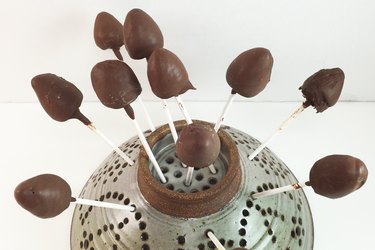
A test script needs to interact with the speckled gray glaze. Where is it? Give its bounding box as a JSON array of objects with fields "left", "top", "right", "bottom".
[{"left": 70, "top": 124, "right": 314, "bottom": 250}]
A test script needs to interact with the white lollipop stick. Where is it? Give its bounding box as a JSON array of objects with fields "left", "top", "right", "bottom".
[
  {"left": 162, "top": 99, "right": 187, "bottom": 168},
  {"left": 131, "top": 118, "right": 167, "bottom": 183},
  {"left": 87, "top": 124, "right": 134, "bottom": 165},
  {"left": 175, "top": 95, "right": 193, "bottom": 124},
  {"left": 252, "top": 182, "right": 308, "bottom": 199},
  {"left": 162, "top": 99, "right": 178, "bottom": 143},
  {"left": 136, "top": 97, "right": 156, "bottom": 132},
  {"left": 175, "top": 95, "right": 197, "bottom": 181},
  {"left": 214, "top": 92, "right": 236, "bottom": 132},
  {"left": 248, "top": 104, "right": 305, "bottom": 161},
  {"left": 184, "top": 166, "right": 194, "bottom": 186},
  {"left": 207, "top": 231, "right": 226, "bottom": 250},
  {"left": 208, "top": 164, "right": 217, "bottom": 174},
  {"left": 162, "top": 100, "right": 189, "bottom": 168},
  {"left": 210, "top": 93, "right": 236, "bottom": 175},
  {"left": 74, "top": 198, "right": 135, "bottom": 211}
]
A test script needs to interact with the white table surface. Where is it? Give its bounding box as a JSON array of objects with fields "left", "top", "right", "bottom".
[{"left": 1, "top": 101, "right": 374, "bottom": 250}]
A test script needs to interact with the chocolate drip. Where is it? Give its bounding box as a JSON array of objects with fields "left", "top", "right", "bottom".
[
  {"left": 94, "top": 12, "right": 124, "bottom": 60},
  {"left": 91, "top": 60, "right": 142, "bottom": 109},
  {"left": 309, "top": 155, "right": 368, "bottom": 199},
  {"left": 112, "top": 48, "right": 123, "bottom": 61},
  {"left": 176, "top": 123, "right": 220, "bottom": 168},
  {"left": 226, "top": 47, "right": 274, "bottom": 98},
  {"left": 72, "top": 109, "right": 91, "bottom": 126},
  {"left": 299, "top": 68, "right": 345, "bottom": 112},
  {"left": 124, "top": 8, "right": 164, "bottom": 60},
  {"left": 14, "top": 174, "right": 72, "bottom": 218},
  {"left": 31, "top": 73, "right": 90, "bottom": 124},
  {"left": 147, "top": 48, "right": 195, "bottom": 99},
  {"left": 124, "top": 105, "right": 135, "bottom": 120}
]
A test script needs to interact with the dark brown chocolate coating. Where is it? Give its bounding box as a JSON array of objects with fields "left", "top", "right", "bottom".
[
  {"left": 31, "top": 73, "right": 91, "bottom": 125},
  {"left": 299, "top": 68, "right": 345, "bottom": 112},
  {"left": 309, "top": 155, "right": 368, "bottom": 199},
  {"left": 124, "top": 8, "right": 164, "bottom": 60},
  {"left": 147, "top": 48, "right": 195, "bottom": 99},
  {"left": 94, "top": 12, "right": 124, "bottom": 60},
  {"left": 14, "top": 174, "right": 72, "bottom": 218},
  {"left": 226, "top": 47, "right": 274, "bottom": 98},
  {"left": 176, "top": 123, "right": 220, "bottom": 168},
  {"left": 91, "top": 60, "right": 142, "bottom": 110}
]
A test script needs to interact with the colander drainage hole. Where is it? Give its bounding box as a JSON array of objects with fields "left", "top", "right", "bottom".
[
  {"left": 208, "top": 177, "right": 217, "bottom": 185},
  {"left": 195, "top": 173, "right": 204, "bottom": 181},
  {"left": 165, "top": 157, "right": 174, "bottom": 164},
  {"left": 161, "top": 166, "right": 169, "bottom": 174},
  {"left": 139, "top": 221, "right": 147, "bottom": 230},
  {"left": 166, "top": 184, "right": 174, "bottom": 190},
  {"left": 174, "top": 171, "right": 182, "bottom": 178}
]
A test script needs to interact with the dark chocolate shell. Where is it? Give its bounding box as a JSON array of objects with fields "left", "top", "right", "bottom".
[
  {"left": 91, "top": 60, "right": 142, "bottom": 109},
  {"left": 309, "top": 155, "right": 368, "bottom": 199},
  {"left": 14, "top": 174, "right": 72, "bottom": 218},
  {"left": 226, "top": 47, "right": 273, "bottom": 98},
  {"left": 124, "top": 8, "right": 164, "bottom": 60},
  {"left": 299, "top": 68, "right": 345, "bottom": 112},
  {"left": 31, "top": 73, "right": 84, "bottom": 122},
  {"left": 147, "top": 48, "right": 195, "bottom": 99},
  {"left": 94, "top": 11, "right": 124, "bottom": 60},
  {"left": 176, "top": 123, "right": 220, "bottom": 168}
]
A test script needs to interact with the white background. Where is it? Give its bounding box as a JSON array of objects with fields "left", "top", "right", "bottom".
[
  {"left": 1, "top": 0, "right": 375, "bottom": 103},
  {"left": 1, "top": 1, "right": 374, "bottom": 250}
]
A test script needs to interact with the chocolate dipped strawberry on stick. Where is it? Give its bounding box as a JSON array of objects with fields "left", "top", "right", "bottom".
[
  {"left": 148, "top": 48, "right": 217, "bottom": 180},
  {"left": 123, "top": 9, "right": 180, "bottom": 139},
  {"left": 147, "top": 48, "right": 195, "bottom": 143},
  {"left": 214, "top": 47, "right": 274, "bottom": 132},
  {"left": 248, "top": 68, "right": 345, "bottom": 161},
  {"left": 123, "top": 8, "right": 164, "bottom": 60},
  {"left": 176, "top": 123, "right": 221, "bottom": 185},
  {"left": 91, "top": 60, "right": 166, "bottom": 183},
  {"left": 31, "top": 73, "right": 134, "bottom": 165},
  {"left": 14, "top": 174, "right": 134, "bottom": 219},
  {"left": 94, "top": 11, "right": 124, "bottom": 61},
  {"left": 94, "top": 11, "right": 155, "bottom": 130},
  {"left": 252, "top": 155, "right": 368, "bottom": 199},
  {"left": 147, "top": 47, "right": 196, "bottom": 125}
]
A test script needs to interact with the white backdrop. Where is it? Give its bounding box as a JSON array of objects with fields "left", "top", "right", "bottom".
[
  {"left": 1, "top": 0, "right": 375, "bottom": 103},
  {"left": 1, "top": 1, "right": 375, "bottom": 250}
]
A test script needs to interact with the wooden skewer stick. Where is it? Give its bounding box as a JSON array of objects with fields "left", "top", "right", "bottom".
[
  {"left": 248, "top": 104, "right": 305, "bottom": 161},
  {"left": 251, "top": 182, "right": 309, "bottom": 199},
  {"left": 136, "top": 97, "right": 156, "bottom": 132},
  {"left": 74, "top": 197, "right": 135, "bottom": 211},
  {"left": 206, "top": 231, "right": 226, "bottom": 250},
  {"left": 214, "top": 92, "right": 236, "bottom": 132},
  {"left": 87, "top": 124, "right": 134, "bottom": 165}
]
